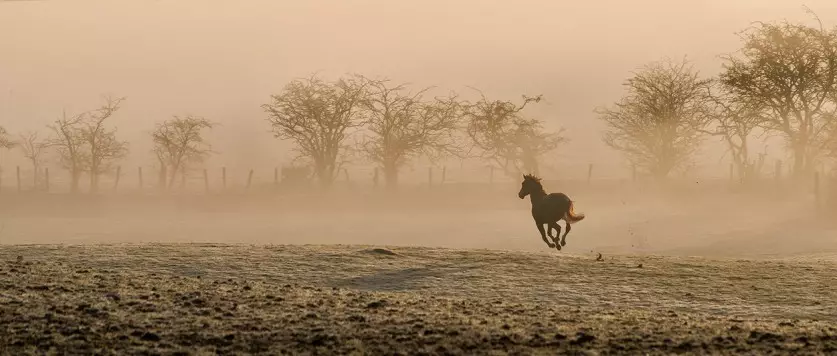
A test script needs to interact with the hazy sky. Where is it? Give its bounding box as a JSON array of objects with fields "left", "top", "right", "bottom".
[{"left": 1, "top": 0, "right": 835, "bottom": 179}]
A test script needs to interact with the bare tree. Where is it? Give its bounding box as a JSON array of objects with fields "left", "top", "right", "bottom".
[
  {"left": 827, "top": 136, "right": 837, "bottom": 163},
  {"left": 151, "top": 116, "right": 214, "bottom": 190},
  {"left": 463, "top": 92, "right": 565, "bottom": 177},
  {"left": 597, "top": 58, "right": 712, "bottom": 179},
  {"left": 263, "top": 74, "right": 368, "bottom": 188},
  {"left": 47, "top": 111, "right": 88, "bottom": 193},
  {"left": 0, "top": 126, "right": 14, "bottom": 185},
  {"left": 80, "top": 96, "right": 129, "bottom": 193},
  {"left": 0, "top": 126, "right": 14, "bottom": 150},
  {"left": 720, "top": 14, "right": 837, "bottom": 177},
  {"left": 17, "top": 131, "right": 50, "bottom": 189},
  {"left": 360, "top": 79, "right": 463, "bottom": 187},
  {"left": 701, "top": 82, "right": 767, "bottom": 183},
  {"left": 827, "top": 118, "right": 837, "bottom": 162}
]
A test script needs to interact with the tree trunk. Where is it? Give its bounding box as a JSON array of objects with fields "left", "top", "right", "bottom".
[
  {"left": 315, "top": 163, "right": 335, "bottom": 189},
  {"left": 792, "top": 144, "right": 807, "bottom": 179},
  {"left": 70, "top": 169, "right": 81, "bottom": 194},
  {"left": 319, "top": 176, "right": 333, "bottom": 188},
  {"left": 652, "top": 163, "right": 671, "bottom": 181},
  {"left": 732, "top": 143, "right": 747, "bottom": 184},
  {"left": 732, "top": 156, "right": 748, "bottom": 184},
  {"left": 383, "top": 164, "right": 399, "bottom": 189},
  {"left": 30, "top": 161, "right": 39, "bottom": 190},
  {"left": 158, "top": 164, "right": 168, "bottom": 191},
  {"left": 167, "top": 166, "right": 180, "bottom": 191},
  {"left": 90, "top": 172, "right": 99, "bottom": 194}
]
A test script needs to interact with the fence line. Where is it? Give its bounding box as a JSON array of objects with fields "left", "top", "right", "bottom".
[{"left": 0, "top": 163, "right": 831, "bottom": 208}]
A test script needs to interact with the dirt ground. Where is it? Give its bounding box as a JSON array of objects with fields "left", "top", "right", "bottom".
[
  {"left": 1, "top": 184, "right": 835, "bottom": 354},
  {"left": 1, "top": 244, "right": 836, "bottom": 355}
]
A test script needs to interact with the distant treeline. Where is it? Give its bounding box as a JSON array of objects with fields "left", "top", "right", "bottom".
[{"left": 1, "top": 11, "right": 836, "bottom": 192}]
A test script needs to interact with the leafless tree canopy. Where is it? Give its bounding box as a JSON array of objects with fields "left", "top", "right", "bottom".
[
  {"left": 702, "top": 82, "right": 767, "bottom": 183},
  {"left": 151, "top": 115, "right": 215, "bottom": 190},
  {"left": 263, "top": 74, "right": 368, "bottom": 188},
  {"left": 720, "top": 18, "right": 837, "bottom": 177},
  {"left": 75, "top": 96, "right": 129, "bottom": 193},
  {"left": 360, "top": 78, "right": 462, "bottom": 187},
  {"left": 47, "top": 111, "right": 89, "bottom": 193},
  {"left": 828, "top": 119, "right": 837, "bottom": 162},
  {"left": 828, "top": 133, "right": 837, "bottom": 160},
  {"left": 0, "top": 126, "right": 15, "bottom": 150},
  {"left": 598, "top": 59, "right": 712, "bottom": 179},
  {"left": 464, "top": 93, "right": 564, "bottom": 177},
  {"left": 17, "top": 131, "right": 49, "bottom": 188}
]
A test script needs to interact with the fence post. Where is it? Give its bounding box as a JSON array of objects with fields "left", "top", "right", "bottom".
[
  {"left": 428, "top": 167, "right": 433, "bottom": 188},
  {"left": 181, "top": 171, "right": 187, "bottom": 190},
  {"left": 204, "top": 169, "right": 209, "bottom": 193},
  {"left": 114, "top": 166, "right": 122, "bottom": 191},
  {"left": 158, "top": 168, "right": 166, "bottom": 192},
  {"left": 222, "top": 167, "right": 227, "bottom": 190},
  {"left": 274, "top": 167, "right": 279, "bottom": 188},
  {"left": 775, "top": 160, "right": 782, "bottom": 182},
  {"left": 45, "top": 168, "right": 50, "bottom": 193},
  {"left": 373, "top": 167, "right": 379, "bottom": 188},
  {"left": 16, "top": 166, "right": 21, "bottom": 192},
  {"left": 343, "top": 168, "right": 350, "bottom": 182},
  {"left": 632, "top": 165, "right": 637, "bottom": 182},
  {"left": 587, "top": 164, "right": 593, "bottom": 184},
  {"left": 246, "top": 169, "right": 254, "bottom": 190},
  {"left": 729, "top": 163, "right": 734, "bottom": 183},
  {"left": 489, "top": 166, "right": 494, "bottom": 185},
  {"left": 441, "top": 166, "right": 447, "bottom": 184},
  {"left": 814, "top": 171, "right": 821, "bottom": 212},
  {"left": 138, "top": 167, "right": 144, "bottom": 192}
]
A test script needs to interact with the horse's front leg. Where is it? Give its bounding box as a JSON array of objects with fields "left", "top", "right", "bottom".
[
  {"left": 560, "top": 220, "right": 572, "bottom": 247},
  {"left": 548, "top": 222, "right": 562, "bottom": 250},
  {"left": 536, "top": 222, "right": 555, "bottom": 248}
]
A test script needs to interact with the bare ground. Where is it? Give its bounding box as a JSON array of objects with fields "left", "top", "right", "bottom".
[{"left": 1, "top": 244, "right": 836, "bottom": 355}]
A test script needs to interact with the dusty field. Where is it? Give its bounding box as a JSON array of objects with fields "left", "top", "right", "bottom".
[
  {"left": 1, "top": 185, "right": 834, "bottom": 258},
  {"left": 2, "top": 244, "right": 837, "bottom": 355},
  {"left": 1, "top": 184, "right": 835, "bottom": 354}
]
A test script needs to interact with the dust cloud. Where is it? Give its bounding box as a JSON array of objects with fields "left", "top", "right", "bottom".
[
  {"left": 0, "top": 0, "right": 835, "bottom": 258},
  {"left": 0, "top": 178, "right": 832, "bottom": 259}
]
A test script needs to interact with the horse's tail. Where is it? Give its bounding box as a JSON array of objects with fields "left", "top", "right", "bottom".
[{"left": 564, "top": 201, "right": 585, "bottom": 224}]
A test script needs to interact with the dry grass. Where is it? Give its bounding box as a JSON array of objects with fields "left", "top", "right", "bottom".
[{"left": 1, "top": 244, "right": 836, "bottom": 355}]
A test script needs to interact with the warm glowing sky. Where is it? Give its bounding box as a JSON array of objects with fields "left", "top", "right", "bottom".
[{"left": 1, "top": 0, "right": 835, "bottom": 178}]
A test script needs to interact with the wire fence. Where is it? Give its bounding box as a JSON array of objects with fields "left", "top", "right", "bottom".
[{"left": 0, "top": 162, "right": 831, "bottom": 201}]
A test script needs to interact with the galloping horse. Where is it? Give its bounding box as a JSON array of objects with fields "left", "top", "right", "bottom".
[{"left": 518, "top": 174, "right": 585, "bottom": 250}]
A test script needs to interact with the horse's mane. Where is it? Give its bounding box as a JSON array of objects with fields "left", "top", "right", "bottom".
[
  {"left": 523, "top": 174, "right": 546, "bottom": 194},
  {"left": 523, "top": 174, "right": 542, "bottom": 183}
]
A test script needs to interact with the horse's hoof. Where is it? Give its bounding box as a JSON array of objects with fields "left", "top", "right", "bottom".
[
  {"left": 555, "top": 244, "right": 562, "bottom": 251},
  {"left": 560, "top": 241, "right": 566, "bottom": 247},
  {"left": 547, "top": 243, "right": 556, "bottom": 248}
]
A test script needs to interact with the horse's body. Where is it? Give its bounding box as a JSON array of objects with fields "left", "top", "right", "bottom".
[{"left": 518, "top": 174, "right": 585, "bottom": 250}]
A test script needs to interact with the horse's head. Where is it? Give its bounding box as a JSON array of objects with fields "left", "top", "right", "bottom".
[{"left": 518, "top": 174, "right": 543, "bottom": 199}]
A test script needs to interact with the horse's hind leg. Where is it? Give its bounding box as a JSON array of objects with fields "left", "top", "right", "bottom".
[
  {"left": 548, "top": 222, "right": 562, "bottom": 250},
  {"left": 536, "top": 223, "right": 555, "bottom": 248},
  {"left": 560, "top": 220, "right": 572, "bottom": 247},
  {"left": 547, "top": 223, "right": 559, "bottom": 239}
]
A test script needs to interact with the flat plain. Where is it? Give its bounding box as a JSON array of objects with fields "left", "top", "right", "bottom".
[
  {"left": 1, "top": 185, "right": 836, "bottom": 355},
  {"left": 2, "top": 243, "right": 837, "bottom": 355}
]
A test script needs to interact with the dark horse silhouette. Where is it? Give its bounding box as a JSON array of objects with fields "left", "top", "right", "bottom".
[{"left": 518, "top": 174, "right": 585, "bottom": 250}]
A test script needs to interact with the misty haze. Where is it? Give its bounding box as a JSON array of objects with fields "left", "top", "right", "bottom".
[{"left": 1, "top": 0, "right": 837, "bottom": 355}]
